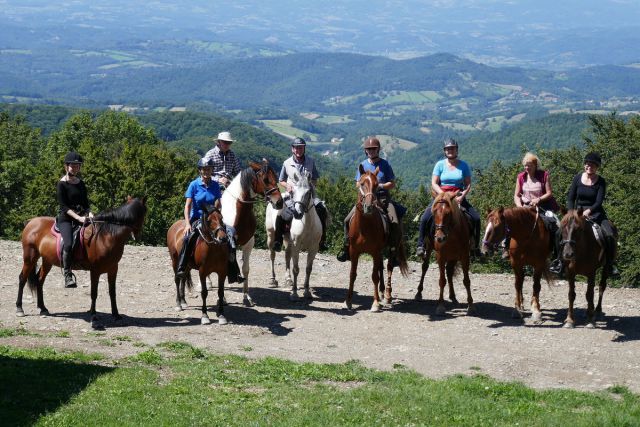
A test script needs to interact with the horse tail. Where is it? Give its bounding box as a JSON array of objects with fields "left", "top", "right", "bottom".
[
  {"left": 543, "top": 260, "right": 557, "bottom": 287},
  {"left": 184, "top": 273, "right": 194, "bottom": 291},
  {"left": 396, "top": 237, "right": 410, "bottom": 277},
  {"left": 27, "top": 264, "right": 40, "bottom": 294}
]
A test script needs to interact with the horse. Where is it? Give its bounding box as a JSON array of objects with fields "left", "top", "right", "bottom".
[
  {"left": 220, "top": 159, "right": 283, "bottom": 306},
  {"left": 559, "top": 208, "right": 614, "bottom": 328},
  {"left": 265, "top": 170, "right": 322, "bottom": 301},
  {"left": 167, "top": 207, "right": 229, "bottom": 325},
  {"left": 482, "top": 206, "right": 553, "bottom": 322},
  {"left": 344, "top": 164, "right": 409, "bottom": 311},
  {"left": 16, "top": 196, "right": 147, "bottom": 328},
  {"left": 417, "top": 192, "right": 475, "bottom": 316}
]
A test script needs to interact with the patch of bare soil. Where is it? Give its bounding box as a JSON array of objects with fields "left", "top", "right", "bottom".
[{"left": 1, "top": 240, "right": 639, "bottom": 392}]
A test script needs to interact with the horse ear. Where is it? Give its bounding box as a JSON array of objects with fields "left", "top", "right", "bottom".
[
  {"left": 248, "top": 161, "right": 261, "bottom": 171},
  {"left": 262, "top": 158, "right": 268, "bottom": 165},
  {"left": 497, "top": 207, "right": 504, "bottom": 216},
  {"left": 127, "top": 195, "right": 133, "bottom": 202},
  {"left": 359, "top": 164, "right": 366, "bottom": 175},
  {"left": 141, "top": 196, "right": 147, "bottom": 205},
  {"left": 485, "top": 207, "right": 492, "bottom": 216},
  {"left": 576, "top": 206, "right": 583, "bottom": 216}
]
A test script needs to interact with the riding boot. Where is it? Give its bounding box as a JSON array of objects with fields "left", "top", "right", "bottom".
[
  {"left": 336, "top": 236, "right": 350, "bottom": 262},
  {"left": 549, "top": 229, "right": 564, "bottom": 276},
  {"left": 176, "top": 231, "right": 197, "bottom": 279},
  {"left": 226, "top": 244, "right": 244, "bottom": 284},
  {"left": 604, "top": 236, "right": 620, "bottom": 278},
  {"left": 62, "top": 248, "right": 76, "bottom": 288},
  {"left": 273, "top": 214, "right": 285, "bottom": 252},
  {"left": 501, "top": 236, "right": 511, "bottom": 259},
  {"left": 316, "top": 203, "right": 328, "bottom": 251}
]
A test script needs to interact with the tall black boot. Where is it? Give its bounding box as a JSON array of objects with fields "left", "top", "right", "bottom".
[
  {"left": 176, "top": 231, "right": 197, "bottom": 279},
  {"left": 336, "top": 236, "right": 350, "bottom": 262},
  {"left": 62, "top": 248, "right": 76, "bottom": 288},
  {"left": 227, "top": 247, "right": 244, "bottom": 284},
  {"left": 604, "top": 236, "right": 620, "bottom": 278},
  {"left": 316, "top": 203, "right": 328, "bottom": 251},
  {"left": 273, "top": 215, "right": 285, "bottom": 252},
  {"left": 549, "top": 229, "right": 564, "bottom": 276}
]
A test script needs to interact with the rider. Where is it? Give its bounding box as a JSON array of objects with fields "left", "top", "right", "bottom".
[
  {"left": 336, "top": 136, "right": 404, "bottom": 262},
  {"left": 416, "top": 138, "right": 481, "bottom": 257},
  {"left": 272, "top": 137, "right": 329, "bottom": 252},
  {"left": 57, "top": 151, "right": 94, "bottom": 288},
  {"left": 509, "top": 152, "right": 559, "bottom": 258},
  {"left": 550, "top": 152, "right": 619, "bottom": 277},
  {"left": 175, "top": 158, "right": 222, "bottom": 280},
  {"left": 203, "top": 131, "right": 241, "bottom": 189}
]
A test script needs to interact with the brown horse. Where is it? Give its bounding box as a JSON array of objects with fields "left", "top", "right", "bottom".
[
  {"left": 220, "top": 160, "right": 283, "bottom": 306},
  {"left": 344, "top": 165, "right": 408, "bottom": 311},
  {"left": 167, "top": 207, "right": 229, "bottom": 325},
  {"left": 482, "top": 206, "right": 553, "bottom": 322},
  {"left": 560, "top": 208, "right": 615, "bottom": 328},
  {"left": 16, "top": 197, "right": 147, "bottom": 327},
  {"left": 420, "top": 192, "right": 475, "bottom": 315}
]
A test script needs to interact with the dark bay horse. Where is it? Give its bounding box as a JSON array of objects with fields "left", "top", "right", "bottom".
[
  {"left": 16, "top": 197, "right": 147, "bottom": 327},
  {"left": 560, "top": 208, "right": 615, "bottom": 328},
  {"left": 420, "top": 192, "right": 475, "bottom": 316},
  {"left": 220, "top": 160, "right": 283, "bottom": 306},
  {"left": 344, "top": 165, "right": 408, "bottom": 311},
  {"left": 167, "top": 207, "right": 229, "bottom": 325},
  {"left": 482, "top": 206, "right": 553, "bottom": 322}
]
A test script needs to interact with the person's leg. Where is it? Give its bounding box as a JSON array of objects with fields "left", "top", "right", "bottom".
[
  {"left": 176, "top": 225, "right": 199, "bottom": 279},
  {"left": 315, "top": 200, "right": 328, "bottom": 251},
  {"left": 600, "top": 220, "right": 619, "bottom": 276},
  {"left": 465, "top": 204, "right": 481, "bottom": 255},
  {"left": 417, "top": 203, "right": 433, "bottom": 256},
  {"left": 386, "top": 202, "right": 400, "bottom": 252},
  {"left": 336, "top": 205, "right": 356, "bottom": 262},
  {"left": 549, "top": 228, "right": 564, "bottom": 276},
  {"left": 59, "top": 221, "right": 76, "bottom": 288},
  {"left": 273, "top": 212, "right": 286, "bottom": 252}
]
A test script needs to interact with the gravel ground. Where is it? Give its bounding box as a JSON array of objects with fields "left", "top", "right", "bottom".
[{"left": 1, "top": 239, "right": 639, "bottom": 393}]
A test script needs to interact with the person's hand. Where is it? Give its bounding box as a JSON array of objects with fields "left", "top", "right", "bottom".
[
  {"left": 220, "top": 177, "right": 230, "bottom": 187},
  {"left": 531, "top": 198, "right": 540, "bottom": 207},
  {"left": 286, "top": 183, "right": 294, "bottom": 193},
  {"left": 582, "top": 208, "right": 592, "bottom": 218},
  {"left": 183, "top": 223, "right": 191, "bottom": 236},
  {"left": 78, "top": 216, "right": 87, "bottom": 224},
  {"left": 377, "top": 183, "right": 385, "bottom": 191},
  {"left": 455, "top": 194, "right": 465, "bottom": 204},
  {"left": 88, "top": 212, "right": 95, "bottom": 219}
]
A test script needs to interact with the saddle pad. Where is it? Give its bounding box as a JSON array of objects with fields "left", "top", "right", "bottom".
[{"left": 51, "top": 223, "right": 86, "bottom": 264}]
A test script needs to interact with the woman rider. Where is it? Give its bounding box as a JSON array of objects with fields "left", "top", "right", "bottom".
[
  {"left": 176, "top": 158, "right": 226, "bottom": 279},
  {"left": 336, "top": 136, "right": 404, "bottom": 262},
  {"left": 57, "top": 151, "right": 93, "bottom": 288},
  {"left": 416, "top": 138, "right": 481, "bottom": 257},
  {"left": 550, "top": 152, "right": 619, "bottom": 277}
]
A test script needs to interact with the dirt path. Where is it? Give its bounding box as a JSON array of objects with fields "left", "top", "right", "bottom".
[{"left": 2, "top": 240, "right": 639, "bottom": 393}]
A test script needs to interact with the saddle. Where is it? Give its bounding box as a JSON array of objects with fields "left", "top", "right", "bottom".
[
  {"left": 52, "top": 220, "right": 86, "bottom": 264},
  {"left": 426, "top": 207, "right": 475, "bottom": 244}
]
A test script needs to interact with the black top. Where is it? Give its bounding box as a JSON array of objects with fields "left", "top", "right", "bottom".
[
  {"left": 566, "top": 173, "right": 607, "bottom": 222},
  {"left": 57, "top": 180, "right": 90, "bottom": 222}
]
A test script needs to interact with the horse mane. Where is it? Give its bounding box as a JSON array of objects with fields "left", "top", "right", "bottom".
[
  {"left": 94, "top": 198, "right": 146, "bottom": 234},
  {"left": 433, "top": 192, "right": 465, "bottom": 230},
  {"left": 239, "top": 167, "right": 256, "bottom": 195},
  {"left": 505, "top": 206, "right": 537, "bottom": 223},
  {"left": 561, "top": 209, "right": 582, "bottom": 227}
]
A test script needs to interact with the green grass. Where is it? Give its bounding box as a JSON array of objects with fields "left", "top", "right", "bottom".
[
  {"left": 1, "top": 343, "right": 639, "bottom": 426},
  {"left": 259, "top": 119, "right": 319, "bottom": 141}
]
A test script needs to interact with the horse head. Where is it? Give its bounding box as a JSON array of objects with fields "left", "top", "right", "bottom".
[
  {"left": 560, "top": 208, "right": 586, "bottom": 262},
  {"left": 357, "top": 164, "right": 379, "bottom": 215},
  {"left": 482, "top": 207, "right": 507, "bottom": 254},
  {"left": 290, "top": 170, "right": 313, "bottom": 220},
  {"left": 202, "top": 205, "right": 228, "bottom": 245},
  {"left": 249, "top": 159, "right": 284, "bottom": 209},
  {"left": 432, "top": 192, "right": 458, "bottom": 244}
]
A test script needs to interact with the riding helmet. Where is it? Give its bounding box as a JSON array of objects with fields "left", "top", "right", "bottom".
[
  {"left": 64, "top": 152, "right": 83, "bottom": 164},
  {"left": 197, "top": 157, "right": 214, "bottom": 169},
  {"left": 363, "top": 136, "right": 381, "bottom": 149},
  {"left": 291, "top": 137, "right": 306, "bottom": 146},
  {"left": 443, "top": 138, "right": 458, "bottom": 149},
  {"left": 584, "top": 152, "right": 602, "bottom": 166}
]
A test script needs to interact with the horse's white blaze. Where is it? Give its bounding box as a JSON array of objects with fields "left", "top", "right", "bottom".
[{"left": 483, "top": 222, "right": 494, "bottom": 243}]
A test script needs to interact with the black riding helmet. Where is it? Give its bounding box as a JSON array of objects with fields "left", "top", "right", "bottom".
[
  {"left": 443, "top": 138, "right": 458, "bottom": 149},
  {"left": 197, "top": 157, "right": 214, "bottom": 169},
  {"left": 584, "top": 152, "right": 602, "bottom": 166},
  {"left": 291, "top": 137, "right": 306, "bottom": 147},
  {"left": 64, "top": 151, "right": 83, "bottom": 164}
]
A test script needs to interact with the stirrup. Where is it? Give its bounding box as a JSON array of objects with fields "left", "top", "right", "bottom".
[
  {"left": 64, "top": 272, "right": 77, "bottom": 288},
  {"left": 416, "top": 246, "right": 425, "bottom": 257}
]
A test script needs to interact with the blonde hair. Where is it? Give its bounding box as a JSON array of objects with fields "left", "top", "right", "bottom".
[{"left": 522, "top": 152, "right": 540, "bottom": 169}]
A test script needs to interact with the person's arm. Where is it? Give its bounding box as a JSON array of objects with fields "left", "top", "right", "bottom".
[
  {"left": 513, "top": 176, "right": 523, "bottom": 207},
  {"left": 584, "top": 178, "right": 606, "bottom": 217},
  {"left": 57, "top": 181, "right": 87, "bottom": 223},
  {"left": 456, "top": 175, "right": 471, "bottom": 204},
  {"left": 232, "top": 152, "right": 242, "bottom": 177},
  {"left": 183, "top": 198, "right": 193, "bottom": 235},
  {"left": 566, "top": 174, "right": 579, "bottom": 210},
  {"left": 431, "top": 174, "right": 442, "bottom": 195}
]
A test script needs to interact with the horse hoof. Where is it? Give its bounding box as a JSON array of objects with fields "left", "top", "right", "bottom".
[
  {"left": 218, "top": 316, "right": 228, "bottom": 325},
  {"left": 268, "top": 279, "right": 279, "bottom": 288},
  {"left": 512, "top": 309, "right": 524, "bottom": 319},
  {"left": 436, "top": 305, "right": 446, "bottom": 316},
  {"left": 370, "top": 303, "right": 381, "bottom": 313},
  {"left": 414, "top": 293, "right": 423, "bottom": 301},
  {"left": 113, "top": 314, "right": 123, "bottom": 322},
  {"left": 585, "top": 322, "right": 595, "bottom": 329},
  {"left": 243, "top": 296, "right": 255, "bottom": 307},
  {"left": 40, "top": 310, "right": 49, "bottom": 317},
  {"left": 303, "top": 290, "right": 313, "bottom": 300},
  {"left": 91, "top": 320, "right": 105, "bottom": 331},
  {"left": 285, "top": 278, "right": 293, "bottom": 288},
  {"left": 181, "top": 302, "right": 188, "bottom": 310},
  {"left": 174, "top": 306, "right": 183, "bottom": 312},
  {"left": 289, "top": 292, "right": 299, "bottom": 302},
  {"left": 201, "top": 316, "right": 211, "bottom": 325},
  {"left": 563, "top": 321, "right": 575, "bottom": 329},
  {"left": 466, "top": 305, "right": 476, "bottom": 316},
  {"left": 342, "top": 301, "right": 352, "bottom": 310},
  {"left": 16, "top": 309, "right": 25, "bottom": 317},
  {"left": 531, "top": 312, "right": 542, "bottom": 323}
]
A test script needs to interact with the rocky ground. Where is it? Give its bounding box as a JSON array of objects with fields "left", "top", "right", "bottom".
[{"left": 1, "top": 240, "right": 639, "bottom": 393}]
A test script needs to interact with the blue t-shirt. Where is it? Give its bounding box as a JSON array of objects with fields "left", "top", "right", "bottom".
[
  {"left": 355, "top": 158, "right": 395, "bottom": 184},
  {"left": 432, "top": 159, "right": 471, "bottom": 189},
  {"left": 184, "top": 177, "right": 222, "bottom": 221}
]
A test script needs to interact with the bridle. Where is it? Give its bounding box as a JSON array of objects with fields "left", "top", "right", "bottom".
[{"left": 357, "top": 175, "right": 377, "bottom": 213}]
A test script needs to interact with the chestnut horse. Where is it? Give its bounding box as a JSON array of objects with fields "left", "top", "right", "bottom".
[
  {"left": 220, "top": 160, "right": 283, "bottom": 306},
  {"left": 559, "top": 208, "right": 615, "bottom": 328},
  {"left": 167, "top": 207, "right": 229, "bottom": 325},
  {"left": 16, "top": 197, "right": 147, "bottom": 327},
  {"left": 420, "top": 192, "right": 475, "bottom": 315},
  {"left": 344, "top": 165, "right": 408, "bottom": 311},
  {"left": 482, "top": 206, "right": 553, "bottom": 322}
]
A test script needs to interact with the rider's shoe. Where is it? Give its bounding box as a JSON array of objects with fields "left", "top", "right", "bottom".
[
  {"left": 336, "top": 246, "right": 349, "bottom": 262},
  {"left": 549, "top": 259, "right": 563, "bottom": 276},
  {"left": 64, "top": 272, "right": 77, "bottom": 288},
  {"left": 416, "top": 246, "right": 425, "bottom": 258}
]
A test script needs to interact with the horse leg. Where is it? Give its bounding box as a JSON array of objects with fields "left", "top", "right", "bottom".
[
  {"left": 435, "top": 262, "right": 447, "bottom": 316},
  {"left": 446, "top": 261, "right": 458, "bottom": 305},
  {"left": 416, "top": 258, "right": 429, "bottom": 301},
  {"left": 344, "top": 255, "right": 359, "bottom": 310},
  {"left": 106, "top": 268, "right": 123, "bottom": 321},
  {"left": 595, "top": 270, "right": 608, "bottom": 318},
  {"left": 174, "top": 274, "right": 183, "bottom": 311},
  {"left": 563, "top": 274, "right": 577, "bottom": 328},
  {"left": 199, "top": 272, "right": 210, "bottom": 325},
  {"left": 512, "top": 266, "right": 525, "bottom": 320},
  {"left": 370, "top": 255, "right": 382, "bottom": 312},
  {"left": 289, "top": 249, "right": 301, "bottom": 301},
  {"left": 530, "top": 267, "right": 543, "bottom": 324},
  {"left": 284, "top": 244, "right": 293, "bottom": 291},
  {"left": 268, "top": 245, "right": 279, "bottom": 288},
  {"left": 585, "top": 274, "right": 596, "bottom": 328},
  {"left": 36, "top": 262, "right": 52, "bottom": 316},
  {"left": 16, "top": 255, "right": 38, "bottom": 317},
  {"left": 241, "top": 238, "right": 255, "bottom": 307},
  {"left": 217, "top": 273, "right": 227, "bottom": 325},
  {"left": 384, "top": 260, "right": 393, "bottom": 305},
  {"left": 461, "top": 258, "right": 475, "bottom": 315},
  {"left": 303, "top": 249, "right": 317, "bottom": 300},
  {"left": 89, "top": 270, "right": 104, "bottom": 330}
]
